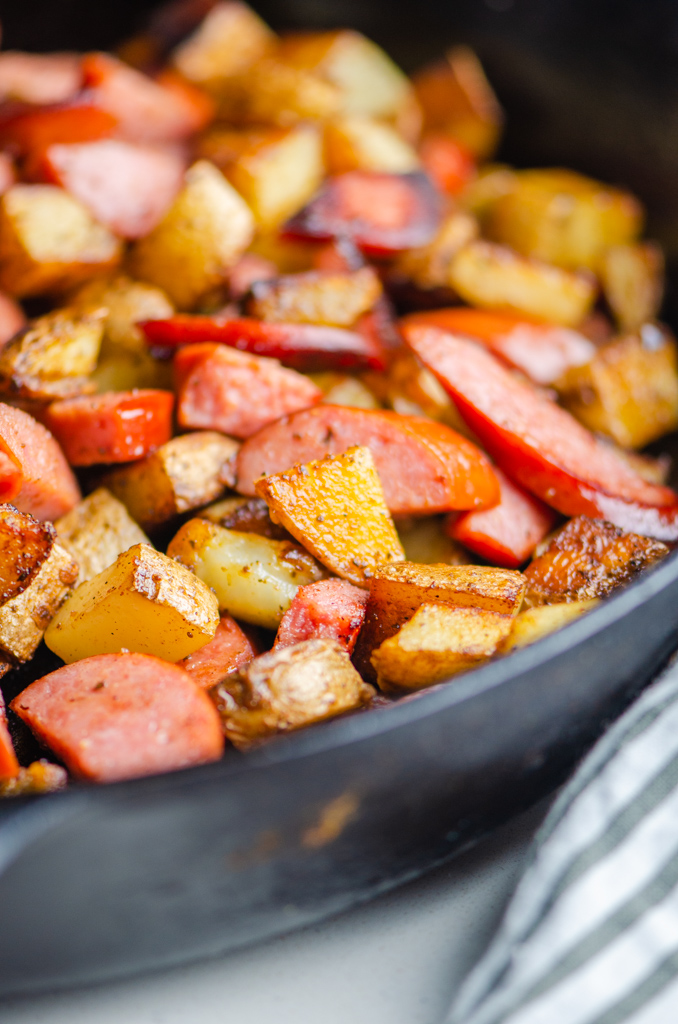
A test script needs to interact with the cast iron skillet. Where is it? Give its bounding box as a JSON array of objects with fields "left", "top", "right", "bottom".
[{"left": 1, "top": 0, "right": 678, "bottom": 997}]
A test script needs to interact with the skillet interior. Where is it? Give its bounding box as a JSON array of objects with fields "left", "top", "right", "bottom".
[{"left": 1, "top": 0, "right": 678, "bottom": 995}]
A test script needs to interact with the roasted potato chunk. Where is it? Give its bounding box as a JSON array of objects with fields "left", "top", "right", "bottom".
[
  {"left": 385, "top": 350, "right": 467, "bottom": 431},
  {"left": 55, "top": 487, "right": 149, "bottom": 584},
  {"left": 499, "top": 599, "right": 599, "bottom": 654},
  {"left": 103, "top": 432, "right": 239, "bottom": 531},
  {"left": 198, "top": 124, "right": 324, "bottom": 231},
  {"left": 556, "top": 324, "right": 678, "bottom": 449},
  {"left": 449, "top": 240, "right": 596, "bottom": 327},
  {"left": 524, "top": 516, "right": 668, "bottom": 607},
  {"left": 92, "top": 348, "right": 173, "bottom": 393},
  {"left": 0, "top": 542, "right": 78, "bottom": 662},
  {"left": 212, "top": 637, "right": 374, "bottom": 748},
  {"left": 218, "top": 58, "right": 342, "bottom": 126},
  {"left": 372, "top": 602, "right": 513, "bottom": 692},
  {"left": 393, "top": 210, "right": 479, "bottom": 291},
  {"left": 313, "top": 372, "right": 380, "bottom": 409},
  {"left": 128, "top": 160, "right": 255, "bottom": 310},
  {"left": 0, "top": 504, "right": 56, "bottom": 603},
  {"left": 171, "top": 1, "right": 275, "bottom": 91},
  {"left": 0, "top": 760, "right": 67, "bottom": 797},
  {"left": 278, "top": 30, "right": 413, "bottom": 123},
  {"left": 247, "top": 267, "right": 381, "bottom": 327},
  {"left": 485, "top": 169, "right": 643, "bottom": 271},
  {"left": 353, "top": 560, "right": 526, "bottom": 679},
  {"left": 396, "top": 515, "right": 470, "bottom": 566},
  {"left": 324, "top": 116, "right": 419, "bottom": 173},
  {"left": 168, "top": 518, "right": 326, "bottom": 628},
  {"left": 72, "top": 274, "right": 174, "bottom": 356},
  {"left": 45, "top": 542, "right": 219, "bottom": 664},
  {"left": 0, "top": 185, "right": 121, "bottom": 298},
  {"left": 0, "top": 307, "right": 104, "bottom": 400},
  {"left": 200, "top": 495, "right": 290, "bottom": 539},
  {"left": 600, "top": 242, "right": 664, "bottom": 332},
  {"left": 255, "top": 445, "right": 404, "bottom": 587},
  {"left": 413, "top": 47, "right": 503, "bottom": 159}
]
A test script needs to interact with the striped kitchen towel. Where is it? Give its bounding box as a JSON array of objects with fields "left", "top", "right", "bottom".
[{"left": 447, "top": 655, "right": 678, "bottom": 1024}]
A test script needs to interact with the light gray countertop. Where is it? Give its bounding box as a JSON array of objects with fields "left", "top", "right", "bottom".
[{"left": 0, "top": 800, "right": 549, "bottom": 1024}]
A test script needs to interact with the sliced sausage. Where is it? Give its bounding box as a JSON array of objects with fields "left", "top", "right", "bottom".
[
  {"left": 0, "top": 687, "right": 19, "bottom": 781},
  {"left": 11, "top": 652, "right": 224, "bottom": 783},
  {"left": 236, "top": 404, "right": 499, "bottom": 514},
  {"left": 0, "top": 52, "right": 82, "bottom": 106},
  {"left": 274, "top": 578, "right": 368, "bottom": 653},
  {"left": 174, "top": 343, "right": 323, "bottom": 439},
  {"left": 0, "top": 402, "right": 80, "bottom": 519},
  {"left": 179, "top": 613, "right": 256, "bottom": 689}
]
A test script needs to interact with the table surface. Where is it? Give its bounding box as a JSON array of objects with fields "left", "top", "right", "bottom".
[{"left": 0, "top": 800, "right": 549, "bottom": 1024}]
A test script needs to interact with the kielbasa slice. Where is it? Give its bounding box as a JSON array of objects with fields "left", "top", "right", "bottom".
[
  {"left": 0, "top": 402, "right": 80, "bottom": 520},
  {"left": 179, "top": 613, "right": 256, "bottom": 689},
  {"left": 274, "top": 578, "right": 368, "bottom": 653}
]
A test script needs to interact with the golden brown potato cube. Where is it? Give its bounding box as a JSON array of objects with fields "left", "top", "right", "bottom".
[
  {"left": 499, "top": 600, "right": 599, "bottom": 654},
  {"left": 353, "top": 560, "right": 526, "bottom": 680},
  {"left": 55, "top": 487, "right": 149, "bottom": 584},
  {"left": 219, "top": 59, "right": 342, "bottom": 126},
  {"left": 0, "top": 306, "right": 104, "bottom": 401},
  {"left": 0, "top": 542, "right": 78, "bottom": 662},
  {"left": 171, "top": 1, "right": 275, "bottom": 91},
  {"left": 72, "top": 274, "right": 174, "bottom": 356},
  {"left": 556, "top": 324, "right": 678, "bottom": 449},
  {"left": 248, "top": 231, "right": 315, "bottom": 273},
  {"left": 198, "top": 124, "right": 324, "bottom": 232},
  {"left": 486, "top": 169, "right": 643, "bottom": 271},
  {"left": 0, "top": 760, "right": 67, "bottom": 798},
  {"left": 461, "top": 164, "right": 517, "bottom": 222},
  {"left": 449, "top": 240, "right": 596, "bottom": 327},
  {"left": 394, "top": 210, "right": 479, "bottom": 291},
  {"left": 278, "top": 30, "right": 413, "bottom": 122},
  {"left": 255, "top": 445, "right": 404, "bottom": 587},
  {"left": 396, "top": 516, "right": 470, "bottom": 566},
  {"left": 324, "top": 116, "right": 419, "bottom": 174},
  {"left": 413, "top": 47, "right": 503, "bottom": 159},
  {"left": 200, "top": 495, "right": 290, "bottom": 539},
  {"left": 600, "top": 242, "right": 664, "bottom": 332},
  {"left": 0, "top": 503, "right": 56, "bottom": 603},
  {"left": 524, "top": 516, "right": 668, "bottom": 607},
  {"left": 312, "top": 373, "right": 380, "bottom": 409},
  {"left": 128, "top": 161, "right": 255, "bottom": 310},
  {"left": 385, "top": 351, "right": 469, "bottom": 432},
  {"left": 92, "top": 348, "right": 173, "bottom": 393},
  {"left": 212, "top": 637, "right": 374, "bottom": 748},
  {"left": 372, "top": 602, "right": 512, "bottom": 692},
  {"left": 103, "top": 432, "right": 239, "bottom": 531},
  {"left": 168, "top": 517, "right": 326, "bottom": 628},
  {"left": 0, "top": 185, "right": 121, "bottom": 298},
  {"left": 44, "top": 542, "right": 219, "bottom": 664},
  {"left": 248, "top": 267, "right": 381, "bottom": 328}
]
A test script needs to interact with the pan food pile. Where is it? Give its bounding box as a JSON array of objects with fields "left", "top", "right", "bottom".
[{"left": 0, "top": 1, "right": 674, "bottom": 794}]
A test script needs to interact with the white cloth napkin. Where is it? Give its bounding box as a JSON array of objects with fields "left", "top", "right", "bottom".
[{"left": 447, "top": 656, "right": 678, "bottom": 1024}]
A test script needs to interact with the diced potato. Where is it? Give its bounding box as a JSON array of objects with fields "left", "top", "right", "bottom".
[
  {"left": 556, "top": 324, "right": 678, "bottom": 449},
  {"left": 198, "top": 124, "right": 324, "bottom": 231},
  {"left": 128, "top": 160, "right": 255, "bottom": 310},
  {"left": 72, "top": 274, "right": 174, "bottom": 356},
  {"left": 44, "top": 543, "right": 219, "bottom": 664},
  {"left": 218, "top": 59, "right": 342, "bottom": 126},
  {"left": 0, "top": 307, "right": 104, "bottom": 400},
  {"left": 413, "top": 47, "right": 503, "bottom": 159},
  {"left": 324, "top": 116, "right": 419, "bottom": 173},
  {"left": 248, "top": 231, "right": 315, "bottom": 273},
  {"left": 200, "top": 495, "right": 289, "bottom": 539},
  {"left": 0, "top": 503, "right": 56, "bottom": 603},
  {"left": 0, "top": 185, "right": 121, "bottom": 298},
  {"left": 372, "top": 602, "right": 512, "bottom": 692},
  {"left": 248, "top": 267, "right": 381, "bottom": 327},
  {"left": 255, "top": 445, "right": 404, "bottom": 587},
  {"left": 167, "top": 518, "right": 326, "bottom": 628},
  {"left": 600, "top": 242, "right": 664, "bottom": 332},
  {"left": 91, "top": 348, "right": 173, "bottom": 393},
  {"left": 524, "top": 516, "right": 668, "bottom": 607},
  {"left": 499, "top": 600, "right": 599, "bottom": 654},
  {"left": 393, "top": 210, "right": 479, "bottom": 290},
  {"left": 353, "top": 560, "right": 526, "bottom": 679},
  {"left": 55, "top": 487, "right": 149, "bottom": 584},
  {"left": 172, "top": 1, "right": 275, "bottom": 91},
  {"left": 0, "top": 760, "right": 67, "bottom": 797},
  {"left": 103, "top": 432, "right": 239, "bottom": 531},
  {"left": 0, "top": 542, "right": 78, "bottom": 662},
  {"left": 212, "top": 637, "right": 374, "bottom": 749},
  {"left": 461, "top": 164, "right": 517, "bottom": 222},
  {"left": 385, "top": 350, "right": 471, "bottom": 433},
  {"left": 485, "top": 169, "right": 643, "bottom": 271},
  {"left": 312, "top": 372, "right": 380, "bottom": 409},
  {"left": 278, "top": 30, "right": 413, "bottom": 122},
  {"left": 449, "top": 240, "right": 596, "bottom": 327},
  {"left": 396, "top": 515, "right": 470, "bottom": 566}
]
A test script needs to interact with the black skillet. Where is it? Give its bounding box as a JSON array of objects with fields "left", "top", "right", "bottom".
[{"left": 1, "top": 0, "right": 678, "bottom": 997}]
